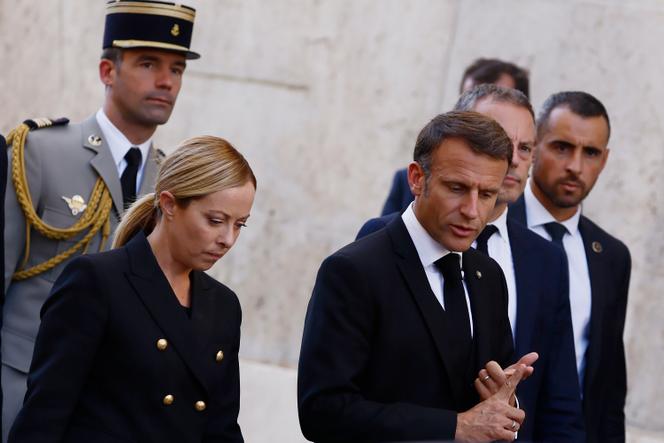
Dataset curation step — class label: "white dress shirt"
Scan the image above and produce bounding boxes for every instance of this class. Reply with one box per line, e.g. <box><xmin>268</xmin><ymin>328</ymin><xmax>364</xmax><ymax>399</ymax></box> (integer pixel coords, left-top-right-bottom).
<box><xmin>401</xmin><ymin>204</ymin><xmax>474</xmax><ymax>337</ymax></box>
<box><xmin>524</xmin><ymin>182</ymin><xmax>591</xmax><ymax>388</ymax></box>
<box><xmin>471</xmin><ymin>209</ymin><xmax>517</xmax><ymax>337</ymax></box>
<box><xmin>96</xmin><ymin>109</ymin><xmax>152</xmax><ymax>193</ymax></box>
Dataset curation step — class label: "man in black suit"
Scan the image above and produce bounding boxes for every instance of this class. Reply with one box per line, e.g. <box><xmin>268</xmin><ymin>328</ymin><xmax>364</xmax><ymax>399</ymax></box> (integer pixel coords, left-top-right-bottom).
<box><xmin>358</xmin><ymin>86</ymin><xmax>585</xmax><ymax>441</ymax></box>
<box><xmin>509</xmin><ymin>91</ymin><xmax>631</xmax><ymax>443</ymax></box>
<box><xmin>380</xmin><ymin>59</ymin><xmax>530</xmax><ymax>216</ymax></box>
<box><xmin>299</xmin><ymin>111</ymin><xmax>536</xmax><ymax>442</ymax></box>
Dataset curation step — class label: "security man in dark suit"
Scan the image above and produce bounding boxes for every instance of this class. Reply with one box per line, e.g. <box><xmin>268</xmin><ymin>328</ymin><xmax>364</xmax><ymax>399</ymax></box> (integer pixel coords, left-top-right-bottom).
<box><xmin>299</xmin><ymin>111</ymin><xmax>537</xmax><ymax>443</ymax></box>
<box><xmin>2</xmin><ymin>2</ymin><xmax>200</xmax><ymax>439</ymax></box>
<box><xmin>509</xmin><ymin>91</ymin><xmax>631</xmax><ymax>443</ymax></box>
<box><xmin>455</xmin><ymin>85</ymin><xmax>584</xmax><ymax>441</ymax></box>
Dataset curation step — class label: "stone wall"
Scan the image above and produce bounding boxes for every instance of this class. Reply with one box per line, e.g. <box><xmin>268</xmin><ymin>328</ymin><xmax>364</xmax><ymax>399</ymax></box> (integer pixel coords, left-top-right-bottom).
<box><xmin>1</xmin><ymin>0</ymin><xmax>662</xmax><ymax>440</ymax></box>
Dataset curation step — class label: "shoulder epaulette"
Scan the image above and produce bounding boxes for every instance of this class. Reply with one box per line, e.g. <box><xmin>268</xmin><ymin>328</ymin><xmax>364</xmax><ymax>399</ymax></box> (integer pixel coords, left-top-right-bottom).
<box><xmin>22</xmin><ymin>117</ymin><xmax>70</xmax><ymax>131</ymax></box>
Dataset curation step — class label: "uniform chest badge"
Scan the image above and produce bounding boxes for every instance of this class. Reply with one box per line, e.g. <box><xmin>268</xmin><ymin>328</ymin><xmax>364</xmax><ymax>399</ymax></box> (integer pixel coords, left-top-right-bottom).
<box><xmin>62</xmin><ymin>195</ymin><xmax>87</xmax><ymax>216</ymax></box>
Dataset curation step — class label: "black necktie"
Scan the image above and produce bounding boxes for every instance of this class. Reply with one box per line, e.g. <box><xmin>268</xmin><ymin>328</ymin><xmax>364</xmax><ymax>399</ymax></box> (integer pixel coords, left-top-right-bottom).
<box><xmin>434</xmin><ymin>253</ymin><xmax>472</xmax><ymax>367</ymax></box>
<box><xmin>475</xmin><ymin>224</ymin><xmax>498</xmax><ymax>255</ymax></box>
<box><xmin>544</xmin><ymin>222</ymin><xmax>568</xmax><ymax>248</ymax></box>
<box><xmin>121</xmin><ymin>147</ymin><xmax>142</xmax><ymax>210</ymax></box>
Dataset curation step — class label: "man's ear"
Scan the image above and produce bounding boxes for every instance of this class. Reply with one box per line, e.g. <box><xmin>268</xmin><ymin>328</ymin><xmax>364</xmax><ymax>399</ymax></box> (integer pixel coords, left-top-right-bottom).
<box><xmin>158</xmin><ymin>191</ymin><xmax>177</xmax><ymax>220</ymax></box>
<box><xmin>408</xmin><ymin>161</ymin><xmax>426</xmax><ymax>197</ymax></box>
<box><xmin>99</xmin><ymin>59</ymin><xmax>116</xmax><ymax>87</ymax></box>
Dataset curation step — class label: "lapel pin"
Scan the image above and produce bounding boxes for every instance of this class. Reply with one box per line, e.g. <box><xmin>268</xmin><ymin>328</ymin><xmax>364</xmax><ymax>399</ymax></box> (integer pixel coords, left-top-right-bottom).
<box><xmin>591</xmin><ymin>241</ymin><xmax>603</xmax><ymax>253</ymax></box>
<box><xmin>62</xmin><ymin>195</ymin><xmax>87</xmax><ymax>216</ymax></box>
<box><xmin>87</xmin><ymin>134</ymin><xmax>102</xmax><ymax>146</ymax></box>
<box><xmin>475</xmin><ymin>270</ymin><xmax>482</xmax><ymax>279</ymax></box>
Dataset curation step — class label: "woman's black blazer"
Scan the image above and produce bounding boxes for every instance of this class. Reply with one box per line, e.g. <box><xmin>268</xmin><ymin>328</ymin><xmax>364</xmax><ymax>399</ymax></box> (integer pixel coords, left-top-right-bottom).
<box><xmin>8</xmin><ymin>232</ymin><xmax>244</xmax><ymax>443</ymax></box>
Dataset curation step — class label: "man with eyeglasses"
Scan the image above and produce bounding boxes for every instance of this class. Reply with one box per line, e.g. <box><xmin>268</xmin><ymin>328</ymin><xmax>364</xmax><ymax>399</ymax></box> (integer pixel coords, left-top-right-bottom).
<box><xmin>454</xmin><ymin>85</ymin><xmax>584</xmax><ymax>441</ymax></box>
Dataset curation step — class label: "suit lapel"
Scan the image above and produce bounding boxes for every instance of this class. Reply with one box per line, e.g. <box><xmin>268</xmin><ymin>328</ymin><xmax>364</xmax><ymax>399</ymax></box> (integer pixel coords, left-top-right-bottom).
<box><xmin>578</xmin><ymin>217</ymin><xmax>607</xmax><ymax>398</ymax></box>
<box><xmin>507</xmin><ymin>195</ymin><xmax>527</xmax><ymax>225</ymax></box>
<box><xmin>81</xmin><ymin>116</ymin><xmax>124</xmax><ymax>215</ymax></box>
<box><xmin>507</xmin><ymin>219</ymin><xmax>539</xmax><ymax>357</ymax></box>
<box><xmin>139</xmin><ymin>147</ymin><xmax>159</xmax><ymax>196</ymax></box>
<box><xmin>462</xmin><ymin>250</ymin><xmax>498</xmax><ymax>369</ymax></box>
<box><xmin>124</xmin><ymin>233</ymin><xmax>211</xmax><ymax>394</ymax></box>
<box><xmin>386</xmin><ymin>218</ymin><xmax>467</xmax><ymax>405</ymax></box>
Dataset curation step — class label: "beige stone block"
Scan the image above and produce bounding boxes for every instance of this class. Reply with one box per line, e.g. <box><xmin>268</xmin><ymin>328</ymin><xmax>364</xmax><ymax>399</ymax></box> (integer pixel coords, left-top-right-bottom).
<box><xmin>239</xmin><ymin>359</ymin><xmax>305</xmax><ymax>442</ymax></box>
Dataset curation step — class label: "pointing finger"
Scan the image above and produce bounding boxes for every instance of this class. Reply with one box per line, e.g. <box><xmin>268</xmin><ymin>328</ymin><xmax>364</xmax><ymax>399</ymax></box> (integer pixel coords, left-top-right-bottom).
<box><xmin>517</xmin><ymin>351</ymin><xmax>539</xmax><ymax>367</ymax></box>
<box><xmin>496</xmin><ymin>364</ymin><xmax>526</xmax><ymax>401</ymax></box>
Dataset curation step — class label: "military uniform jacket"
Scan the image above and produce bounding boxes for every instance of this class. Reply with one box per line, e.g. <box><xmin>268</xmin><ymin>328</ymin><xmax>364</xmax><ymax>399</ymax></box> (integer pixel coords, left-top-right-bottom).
<box><xmin>8</xmin><ymin>232</ymin><xmax>244</xmax><ymax>443</ymax></box>
<box><xmin>2</xmin><ymin>115</ymin><xmax>160</xmax><ymax>375</ymax></box>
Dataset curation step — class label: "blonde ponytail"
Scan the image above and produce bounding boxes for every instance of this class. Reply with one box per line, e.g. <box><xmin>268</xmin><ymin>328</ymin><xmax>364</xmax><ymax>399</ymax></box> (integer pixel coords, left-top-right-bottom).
<box><xmin>112</xmin><ymin>193</ymin><xmax>158</xmax><ymax>248</ymax></box>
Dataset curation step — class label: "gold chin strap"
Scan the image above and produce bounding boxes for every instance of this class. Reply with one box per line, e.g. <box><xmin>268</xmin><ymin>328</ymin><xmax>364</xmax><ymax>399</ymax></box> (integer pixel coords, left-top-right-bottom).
<box><xmin>7</xmin><ymin>121</ymin><xmax>114</xmax><ymax>281</ymax></box>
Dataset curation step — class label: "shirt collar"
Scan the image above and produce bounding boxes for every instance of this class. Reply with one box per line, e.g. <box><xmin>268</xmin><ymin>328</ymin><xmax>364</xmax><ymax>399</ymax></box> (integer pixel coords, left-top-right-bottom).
<box><xmin>488</xmin><ymin>206</ymin><xmax>510</xmax><ymax>244</ymax></box>
<box><xmin>96</xmin><ymin>109</ymin><xmax>152</xmax><ymax>170</ymax></box>
<box><xmin>524</xmin><ymin>179</ymin><xmax>581</xmax><ymax>235</ymax></box>
<box><xmin>401</xmin><ymin>203</ymin><xmax>460</xmax><ymax>268</ymax></box>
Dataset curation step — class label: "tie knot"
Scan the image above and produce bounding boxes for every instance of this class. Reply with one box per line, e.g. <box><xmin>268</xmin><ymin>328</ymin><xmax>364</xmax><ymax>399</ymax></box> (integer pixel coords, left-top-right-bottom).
<box><xmin>476</xmin><ymin>224</ymin><xmax>498</xmax><ymax>245</ymax></box>
<box><xmin>125</xmin><ymin>147</ymin><xmax>142</xmax><ymax>167</ymax></box>
<box><xmin>544</xmin><ymin>222</ymin><xmax>568</xmax><ymax>243</ymax></box>
<box><xmin>434</xmin><ymin>253</ymin><xmax>462</xmax><ymax>281</ymax></box>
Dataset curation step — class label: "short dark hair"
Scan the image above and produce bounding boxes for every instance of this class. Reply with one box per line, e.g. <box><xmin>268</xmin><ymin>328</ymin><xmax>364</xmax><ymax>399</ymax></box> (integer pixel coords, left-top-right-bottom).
<box><xmin>537</xmin><ymin>91</ymin><xmax>611</xmax><ymax>140</ymax></box>
<box><xmin>460</xmin><ymin>58</ymin><xmax>530</xmax><ymax>99</ymax></box>
<box><xmin>101</xmin><ymin>47</ymin><xmax>124</xmax><ymax>65</ymax></box>
<box><xmin>454</xmin><ymin>84</ymin><xmax>534</xmax><ymax>119</ymax></box>
<box><xmin>413</xmin><ymin>111</ymin><xmax>513</xmax><ymax>180</ymax></box>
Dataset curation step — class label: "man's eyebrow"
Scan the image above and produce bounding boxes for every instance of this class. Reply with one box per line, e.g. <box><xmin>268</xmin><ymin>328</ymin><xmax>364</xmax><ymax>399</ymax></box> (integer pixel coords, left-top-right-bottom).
<box><xmin>550</xmin><ymin>139</ymin><xmax>575</xmax><ymax>147</ymax></box>
<box><xmin>136</xmin><ymin>54</ymin><xmax>160</xmax><ymax>62</ymax></box>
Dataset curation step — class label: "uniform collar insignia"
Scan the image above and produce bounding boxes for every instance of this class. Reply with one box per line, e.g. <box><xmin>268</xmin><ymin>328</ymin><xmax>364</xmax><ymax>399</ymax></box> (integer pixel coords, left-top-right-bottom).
<box><xmin>87</xmin><ymin>134</ymin><xmax>102</xmax><ymax>146</ymax></box>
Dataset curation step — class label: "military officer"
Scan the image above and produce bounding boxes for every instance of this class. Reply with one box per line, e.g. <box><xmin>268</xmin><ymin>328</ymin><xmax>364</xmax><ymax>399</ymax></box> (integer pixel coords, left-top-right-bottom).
<box><xmin>2</xmin><ymin>1</ymin><xmax>200</xmax><ymax>439</ymax></box>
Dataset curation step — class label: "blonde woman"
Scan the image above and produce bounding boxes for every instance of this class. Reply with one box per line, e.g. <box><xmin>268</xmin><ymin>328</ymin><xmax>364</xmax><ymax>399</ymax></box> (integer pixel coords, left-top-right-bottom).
<box><xmin>9</xmin><ymin>136</ymin><xmax>255</xmax><ymax>443</ymax></box>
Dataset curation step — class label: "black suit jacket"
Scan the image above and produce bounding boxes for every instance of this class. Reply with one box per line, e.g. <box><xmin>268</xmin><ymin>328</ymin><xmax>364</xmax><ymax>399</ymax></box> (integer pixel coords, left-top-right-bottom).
<box><xmin>299</xmin><ymin>217</ymin><xmax>513</xmax><ymax>442</ymax></box>
<box><xmin>509</xmin><ymin>196</ymin><xmax>630</xmax><ymax>443</ymax></box>
<box><xmin>357</xmin><ymin>214</ymin><xmax>585</xmax><ymax>441</ymax></box>
<box><xmin>506</xmin><ymin>218</ymin><xmax>584</xmax><ymax>442</ymax></box>
<box><xmin>8</xmin><ymin>232</ymin><xmax>244</xmax><ymax>443</ymax></box>
<box><xmin>381</xmin><ymin>168</ymin><xmax>413</xmax><ymax>216</ymax></box>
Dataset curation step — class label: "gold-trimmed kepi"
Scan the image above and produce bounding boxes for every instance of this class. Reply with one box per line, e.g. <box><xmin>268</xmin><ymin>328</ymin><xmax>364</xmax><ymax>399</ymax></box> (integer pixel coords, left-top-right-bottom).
<box><xmin>103</xmin><ymin>0</ymin><xmax>200</xmax><ymax>59</ymax></box>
